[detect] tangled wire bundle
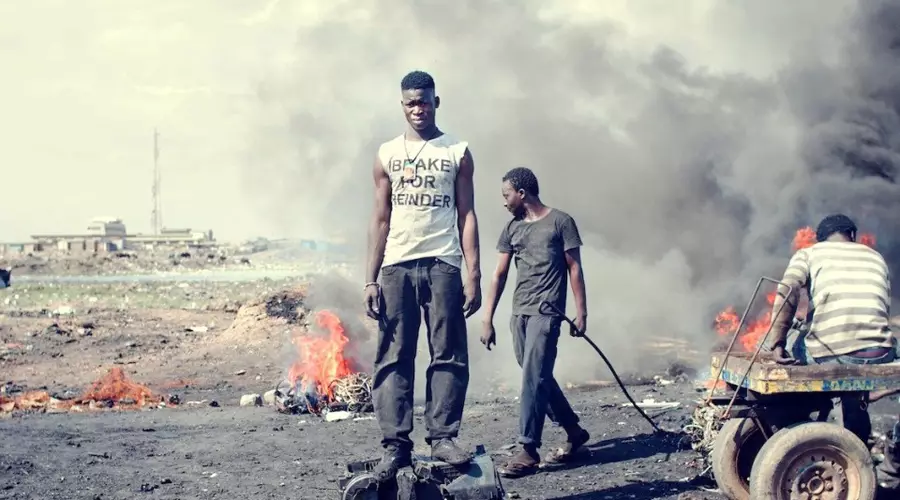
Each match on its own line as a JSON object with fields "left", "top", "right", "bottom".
{"left": 329, "top": 372, "right": 373, "bottom": 412}
{"left": 682, "top": 403, "right": 724, "bottom": 478}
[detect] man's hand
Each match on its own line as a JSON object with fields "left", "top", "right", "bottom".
{"left": 761, "top": 345, "right": 797, "bottom": 365}
{"left": 771, "top": 345, "right": 798, "bottom": 365}
{"left": 480, "top": 321, "right": 496, "bottom": 351}
{"left": 570, "top": 314, "right": 586, "bottom": 337}
{"left": 462, "top": 277, "right": 482, "bottom": 318}
{"left": 364, "top": 284, "right": 381, "bottom": 320}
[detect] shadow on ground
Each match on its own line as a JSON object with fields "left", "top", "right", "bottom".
{"left": 551, "top": 480, "right": 710, "bottom": 499}
{"left": 540, "top": 431, "right": 685, "bottom": 473}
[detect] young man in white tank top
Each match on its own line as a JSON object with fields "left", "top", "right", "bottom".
{"left": 363, "top": 71, "right": 482, "bottom": 481}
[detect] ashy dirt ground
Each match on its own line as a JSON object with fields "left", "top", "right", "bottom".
{"left": 1, "top": 275, "right": 899, "bottom": 499}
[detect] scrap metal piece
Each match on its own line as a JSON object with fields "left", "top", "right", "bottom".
{"left": 395, "top": 468, "right": 418, "bottom": 500}
{"left": 341, "top": 472, "right": 379, "bottom": 500}
{"left": 273, "top": 380, "right": 307, "bottom": 415}
{"left": 337, "top": 445, "right": 505, "bottom": 500}
{"left": 437, "top": 446, "right": 505, "bottom": 500}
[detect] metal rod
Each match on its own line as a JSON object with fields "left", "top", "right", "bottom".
{"left": 703, "top": 277, "right": 765, "bottom": 406}
{"left": 721, "top": 277, "right": 793, "bottom": 418}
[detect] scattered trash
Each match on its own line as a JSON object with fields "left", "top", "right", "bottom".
{"left": 654, "top": 375, "right": 674, "bottom": 386}
{"left": 622, "top": 398, "right": 681, "bottom": 410}
{"left": 239, "top": 394, "right": 262, "bottom": 407}
{"left": 324, "top": 410, "right": 352, "bottom": 422}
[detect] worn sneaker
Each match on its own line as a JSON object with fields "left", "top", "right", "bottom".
{"left": 372, "top": 446, "right": 411, "bottom": 483}
{"left": 431, "top": 439, "right": 472, "bottom": 466}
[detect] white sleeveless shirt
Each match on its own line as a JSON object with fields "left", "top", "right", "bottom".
{"left": 378, "top": 133, "right": 468, "bottom": 269}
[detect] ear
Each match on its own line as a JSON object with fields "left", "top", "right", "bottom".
{"left": 434, "top": 95, "right": 441, "bottom": 109}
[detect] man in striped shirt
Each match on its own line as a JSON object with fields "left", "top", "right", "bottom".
{"left": 762, "top": 214, "right": 898, "bottom": 446}
{"left": 764, "top": 214, "right": 896, "bottom": 365}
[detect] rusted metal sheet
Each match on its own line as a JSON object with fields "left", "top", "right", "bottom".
{"left": 710, "top": 353, "right": 900, "bottom": 394}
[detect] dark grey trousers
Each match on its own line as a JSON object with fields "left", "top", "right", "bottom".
{"left": 878, "top": 420, "right": 900, "bottom": 491}
{"left": 510, "top": 314, "right": 580, "bottom": 448}
{"left": 373, "top": 257, "right": 469, "bottom": 450}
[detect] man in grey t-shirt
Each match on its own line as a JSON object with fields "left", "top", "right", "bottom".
{"left": 481, "top": 167, "right": 590, "bottom": 477}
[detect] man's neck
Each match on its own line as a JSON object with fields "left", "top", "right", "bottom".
{"left": 405, "top": 125, "right": 440, "bottom": 141}
{"left": 522, "top": 201, "right": 549, "bottom": 221}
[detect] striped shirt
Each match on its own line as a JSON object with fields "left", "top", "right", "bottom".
{"left": 776, "top": 241, "right": 893, "bottom": 359}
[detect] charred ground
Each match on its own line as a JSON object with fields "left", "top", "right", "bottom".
{"left": 1, "top": 272, "right": 898, "bottom": 500}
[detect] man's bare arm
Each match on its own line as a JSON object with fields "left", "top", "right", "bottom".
{"left": 456, "top": 149, "right": 481, "bottom": 281}
{"left": 366, "top": 156, "right": 392, "bottom": 283}
{"left": 766, "top": 284, "right": 801, "bottom": 348}
{"left": 483, "top": 253, "right": 512, "bottom": 324}
{"left": 565, "top": 247, "right": 587, "bottom": 319}
{"left": 764, "top": 252, "right": 809, "bottom": 350}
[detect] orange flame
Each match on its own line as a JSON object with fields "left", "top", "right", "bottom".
{"left": 287, "top": 310, "right": 353, "bottom": 401}
{"left": 0, "top": 367, "right": 162, "bottom": 413}
{"left": 78, "top": 366, "right": 158, "bottom": 407}
{"left": 713, "top": 226, "right": 877, "bottom": 352}
{"left": 791, "top": 227, "right": 816, "bottom": 252}
{"left": 714, "top": 291, "right": 778, "bottom": 351}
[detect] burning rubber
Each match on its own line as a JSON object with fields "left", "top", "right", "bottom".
{"left": 338, "top": 445, "right": 505, "bottom": 500}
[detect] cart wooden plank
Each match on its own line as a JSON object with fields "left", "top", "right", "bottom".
{"left": 710, "top": 352, "right": 900, "bottom": 394}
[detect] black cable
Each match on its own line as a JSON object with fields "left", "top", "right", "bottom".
{"left": 539, "top": 301, "right": 667, "bottom": 435}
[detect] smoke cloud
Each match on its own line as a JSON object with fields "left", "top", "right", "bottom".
{"left": 244, "top": 0, "right": 900, "bottom": 391}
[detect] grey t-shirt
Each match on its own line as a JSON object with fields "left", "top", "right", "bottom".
{"left": 497, "top": 208, "right": 583, "bottom": 316}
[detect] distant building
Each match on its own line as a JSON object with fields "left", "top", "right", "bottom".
{"left": 126, "top": 227, "right": 216, "bottom": 249}
{"left": 0, "top": 217, "right": 215, "bottom": 256}
{"left": 87, "top": 217, "right": 127, "bottom": 237}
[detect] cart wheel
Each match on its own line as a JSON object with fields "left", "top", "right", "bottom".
{"left": 749, "top": 421, "right": 877, "bottom": 500}
{"left": 711, "top": 418, "right": 767, "bottom": 500}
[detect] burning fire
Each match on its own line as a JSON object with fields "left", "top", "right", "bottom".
{"left": 0, "top": 367, "right": 166, "bottom": 414}
{"left": 714, "top": 226, "right": 876, "bottom": 352}
{"left": 80, "top": 366, "right": 157, "bottom": 407}
{"left": 287, "top": 310, "right": 353, "bottom": 402}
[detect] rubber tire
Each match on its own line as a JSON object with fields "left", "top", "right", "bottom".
{"left": 749, "top": 421, "right": 877, "bottom": 500}
{"left": 711, "top": 418, "right": 767, "bottom": 500}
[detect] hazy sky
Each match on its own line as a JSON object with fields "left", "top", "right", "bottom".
{"left": 1, "top": 0, "right": 852, "bottom": 243}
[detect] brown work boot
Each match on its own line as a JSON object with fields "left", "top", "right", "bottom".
{"left": 431, "top": 439, "right": 472, "bottom": 466}
{"left": 372, "top": 445, "right": 412, "bottom": 483}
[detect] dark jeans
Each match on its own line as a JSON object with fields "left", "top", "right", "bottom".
{"left": 879, "top": 420, "right": 900, "bottom": 491}
{"left": 510, "top": 314, "right": 580, "bottom": 448}
{"left": 787, "top": 330, "right": 899, "bottom": 442}
{"left": 373, "top": 257, "right": 469, "bottom": 451}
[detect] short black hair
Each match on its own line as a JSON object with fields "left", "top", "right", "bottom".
{"left": 503, "top": 167, "right": 540, "bottom": 196}
{"left": 816, "top": 214, "right": 857, "bottom": 242}
{"left": 401, "top": 71, "right": 435, "bottom": 91}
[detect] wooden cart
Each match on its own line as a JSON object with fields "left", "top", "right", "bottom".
{"left": 703, "top": 277, "right": 900, "bottom": 500}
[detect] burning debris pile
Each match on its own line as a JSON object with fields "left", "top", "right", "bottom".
{"left": 712, "top": 226, "right": 876, "bottom": 353}
{"left": 273, "top": 309, "right": 373, "bottom": 416}
{"left": 0, "top": 367, "right": 176, "bottom": 416}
